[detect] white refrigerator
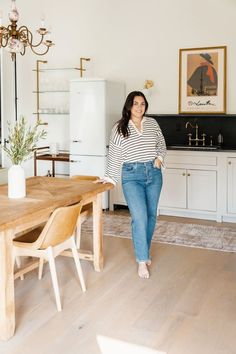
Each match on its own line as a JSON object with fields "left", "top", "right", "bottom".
{"left": 69, "top": 78, "right": 125, "bottom": 208}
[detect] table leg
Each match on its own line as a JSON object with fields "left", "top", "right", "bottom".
{"left": 52, "top": 161, "right": 55, "bottom": 177}
{"left": 34, "top": 151, "right": 37, "bottom": 176}
{"left": 0, "top": 230, "right": 15, "bottom": 341}
{"left": 92, "top": 194, "right": 103, "bottom": 271}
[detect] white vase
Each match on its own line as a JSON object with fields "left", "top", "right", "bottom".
{"left": 8, "top": 164, "right": 26, "bottom": 199}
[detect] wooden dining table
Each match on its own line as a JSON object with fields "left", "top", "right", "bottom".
{"left": 0, "top": 176, "right": 113, "bottom": 341}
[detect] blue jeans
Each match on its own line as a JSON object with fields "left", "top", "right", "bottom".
{"left": 122, "top": 161, "right": 163, "bottom": 262}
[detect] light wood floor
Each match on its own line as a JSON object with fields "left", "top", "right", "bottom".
{"left": 1, "top": 213, "right": 236, "bottom": 354}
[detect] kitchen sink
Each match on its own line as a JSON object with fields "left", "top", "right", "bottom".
{"left": 168, "top": 145, "right": 218, "bottom": 151}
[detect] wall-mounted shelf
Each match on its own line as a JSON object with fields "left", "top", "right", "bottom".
{"left": 34, "top": 61, "right": 82, "bottom": 125}
{"left": 33, "top": 67, "right": 81, "bottom": 72}
{"left": 34, "top": 58, "right": 91, "bottom": 125}
{"left": 33, "top": 112, "right": 69, "bottom": 115}
{"left": 33, "top": 90, "right": 70, "bottom": 93}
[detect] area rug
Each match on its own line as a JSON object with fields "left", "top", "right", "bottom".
{"left": 82, "top": 213, "right": 236, "bottom": 252}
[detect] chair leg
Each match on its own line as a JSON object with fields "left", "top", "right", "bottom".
{"left": 38, "top": 258, "right": 44, "bottom": 280}
{"left": 76, "top": 218, "right": 82, "bottom": 249}
{"left": 70, "top": 238, "right": 86, "bottom": 292}
{"left": 15, "top": 256, "right": 24, "bottom": 280}
{"left": 47, "top": 247, "right": 62, "bottom": 312}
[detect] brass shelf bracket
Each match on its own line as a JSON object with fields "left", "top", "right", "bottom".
{"left": 35, "top": 60, "right": 48, "bottom": 125}
{"left": 79, "top": 57, "right": 91, "bottom": 77}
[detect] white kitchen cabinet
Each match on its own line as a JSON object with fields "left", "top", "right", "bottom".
{"left": 159, "top": 152, "right": 217, "bottom": 218}
{"left": 110, "top": 150, "right": 218, "bottom": 220}
{"left": 160, "top": 168, "right": 216, "bottom": 212}
{"left": 159, "top": 168, "right": 187, "bottom": 209}
{"left": 109, "top": 150, "right": 236, "bottom": 222}
{"left": 227, "top": 157, "right": 236, "bottom": 214}
{"left": 188, "top": 169, "right": 216, "bottom": 211}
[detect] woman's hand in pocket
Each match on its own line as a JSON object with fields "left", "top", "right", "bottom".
{"left": 154, "top": 158, "right": 162, "bottom": 169}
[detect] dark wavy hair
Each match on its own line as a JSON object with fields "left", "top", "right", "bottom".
{"left": 117, "top": 91, "right": 149, "bottom": 138}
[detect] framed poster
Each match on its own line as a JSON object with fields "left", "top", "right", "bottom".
{"left": 179, "top": 46, "right": 227, "bottom": 114}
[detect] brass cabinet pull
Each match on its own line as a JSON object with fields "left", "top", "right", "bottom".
{"left": 182, "top": 173, "right": 186, "bottom": 176}
{"left": 187, "top": 173, "right": 190, "bottom": 176}
{"left": 228, "top": 161, "right": 232, "bottom": 165}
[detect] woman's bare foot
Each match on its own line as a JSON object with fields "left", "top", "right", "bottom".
{"left": 138, "top": 262, "right": 150, "bottom": 279}
{"left": 146, "top": 259, "right": 151, "bottom": 266}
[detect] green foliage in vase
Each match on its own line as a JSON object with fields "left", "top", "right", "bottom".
{"left": 1, "top": 117, "right": 47, "bottom": 165}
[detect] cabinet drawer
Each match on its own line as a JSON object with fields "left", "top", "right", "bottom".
{"left": 166, "top": 154, "right": 217, "bottom": 166}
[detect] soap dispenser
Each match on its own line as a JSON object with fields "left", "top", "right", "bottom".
{"left": 217, "top": 131, "right": 223, "bottom": 148}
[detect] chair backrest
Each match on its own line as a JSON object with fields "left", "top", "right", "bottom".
{"left": 36, "top": 202, "right": 83, "bottom": 249}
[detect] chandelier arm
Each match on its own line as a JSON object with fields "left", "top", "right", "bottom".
{"left": 0, "top": 26, "right": 8, "bottom": 32}
{"left": 31, "top": 35, "right": 44, "bottom": 48}
{"left": 0, "top": 27, "right": 10, "bottom": 40}
{"left": 20, "top": 45, "right": 26, "bottom": 56}
{"left": 18, "top": 25, "right": 29, "bottom": 31}
{"left": 1, "top": 35, "right": 10, "bottom": 47}
{"left": 30, "top": 45, "right": 50, "bottom": 56}
{"left": 18, "top": 25, "right": 29, "bottom": 37}
{"left": 1, "top": 41, "right": 9, "bottom": 48}
{"left": 19, "top": 27, "right": 44, "bottom": 49}
{"left": 21, "top": 27, "right": 45, "bottom": 48}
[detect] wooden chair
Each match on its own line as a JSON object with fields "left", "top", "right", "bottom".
{"left": 13, "top": 202, "right": 86, "bottom": 312}
{"left": 70, "top": 175, "right": 99, "bottom": 249}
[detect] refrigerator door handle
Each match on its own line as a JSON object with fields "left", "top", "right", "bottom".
{"left": 72, "top": 139, "right": 82, "bottom": 143}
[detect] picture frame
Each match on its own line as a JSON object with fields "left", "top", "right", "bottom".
{"left": 178, "top": 46, "right": 227, "bottom": 114}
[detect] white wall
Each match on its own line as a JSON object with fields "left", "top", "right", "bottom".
{"left": 1, "top": 0, "right": 236, "bottom": 175}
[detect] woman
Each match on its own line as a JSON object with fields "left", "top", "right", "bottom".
{"left": 99, "top": 91, "right": 166, "bottom": 279}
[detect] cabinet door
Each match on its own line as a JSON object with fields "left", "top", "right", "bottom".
{"left": 227, "top": 158, "right": 236, "bottom": 213}
{"left": 159, "top": 168, "right": 187, "bottom": 208}
{"left": 187, "top": 169, "right": 216, "bottom": 211}
{"left": 70, "top": 80, "right": 106, "bottom": 155}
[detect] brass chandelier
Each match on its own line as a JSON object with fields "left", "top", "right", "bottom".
{"left": 0, "top": 0, "right": 54, "bottom": 60}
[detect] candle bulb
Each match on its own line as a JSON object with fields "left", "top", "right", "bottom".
{"left": 47, "top": 26, "right": 52, "bottom": 40}
{"left": 40, "top": 13, "right": 45, "bottom": 28}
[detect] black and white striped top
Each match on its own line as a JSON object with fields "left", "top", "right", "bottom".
{"left": 105, "top": 117, "right": 166, "bottom": 184}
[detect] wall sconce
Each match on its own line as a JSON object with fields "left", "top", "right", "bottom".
{"left": 142, "top": 80, "right": 154, "bottom": 96}
{"left": 144, "top": 80, "right": 154, "bottom": 89}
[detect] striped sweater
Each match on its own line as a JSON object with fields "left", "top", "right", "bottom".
{"left": 105, "top": 117, "right": 166, "bottom": 184}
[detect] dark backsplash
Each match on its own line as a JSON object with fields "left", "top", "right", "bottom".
{"left": 147, "top": 114, "right": 236, "bottom": 149}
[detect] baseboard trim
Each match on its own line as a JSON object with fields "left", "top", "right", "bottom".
{"left": 159, "top": 208, "right": 218, "bottom": 222}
